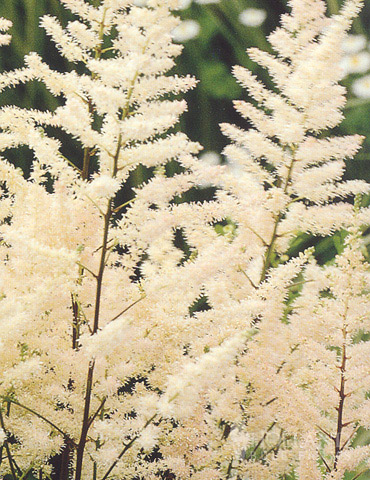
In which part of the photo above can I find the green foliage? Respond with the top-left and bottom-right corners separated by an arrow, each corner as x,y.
198,60 -> 242,100
4,473 -> 38,480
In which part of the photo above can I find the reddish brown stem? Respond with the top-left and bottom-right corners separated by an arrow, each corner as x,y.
0,409 -> 17,480
71,293 -> 80,351
75,132 -> 123,480
75,360 -> 95,480
334,337 -> 348,469
60,437 -> 74,480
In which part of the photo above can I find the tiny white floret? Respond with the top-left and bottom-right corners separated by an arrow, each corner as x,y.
88,175 -> 121,199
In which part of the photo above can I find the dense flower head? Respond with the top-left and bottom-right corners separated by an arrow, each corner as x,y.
0,1 -> 229,478
0,0 -> 369,479
156,0 -> 370,479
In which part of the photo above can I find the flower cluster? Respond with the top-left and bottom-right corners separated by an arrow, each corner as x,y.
155,0 -> 370,478
339,33 -> 370,98
0,1 -> 228,478
0,0 -> 368,480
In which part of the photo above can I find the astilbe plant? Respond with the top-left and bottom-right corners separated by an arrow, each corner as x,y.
0,1 -> 232,479
151,0 -> 370,479
0,1 -> 370,480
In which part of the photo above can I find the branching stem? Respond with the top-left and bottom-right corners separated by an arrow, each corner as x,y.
100,414 -> 157,480
246,422 -> 276,461
75,360 -> 95,480
318,451 -> 332,473
108,296 -> 145,324
260,150 -> 296,283
3,398 -> 70,440
0,408 -> 17,480
74,43 -> 146,479
352,469 -> 370,480
334,327 -> 348,469
237,266 -> 258,289
87,397 -> 107,430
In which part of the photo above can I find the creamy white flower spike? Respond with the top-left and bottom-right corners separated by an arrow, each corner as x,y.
0,1 -> 227,479
162,1 -> 370,479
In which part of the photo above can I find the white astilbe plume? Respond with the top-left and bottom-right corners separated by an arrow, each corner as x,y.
236,220 -> 370,479
0,2 -> 229,479
155,1 -> 370,479
220,0 -> 367,280
0,1 -> 369,479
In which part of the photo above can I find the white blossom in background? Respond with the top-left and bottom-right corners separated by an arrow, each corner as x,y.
172,19 -> 200,41
197,151 -> 223,187
225,157 -> 243,177
178,0 -> 192,9
340,50 -> 370,75
339,33 -> 370,81
200,150 -> 222,165
239,8 -> 267,27
352,73 -> 370,97
195,0 -> 220,4
342,33 -> 367,53
138,0 -> 192,8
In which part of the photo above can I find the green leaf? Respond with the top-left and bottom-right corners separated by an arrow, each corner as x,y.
333,231 -> 347,254
199,61 -> 242,99
4,471 -> 39,480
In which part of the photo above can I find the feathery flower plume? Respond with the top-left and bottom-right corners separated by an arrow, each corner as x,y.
0,0 -> 368,479
0,2 -> 228,479
158,1 -> 370,479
